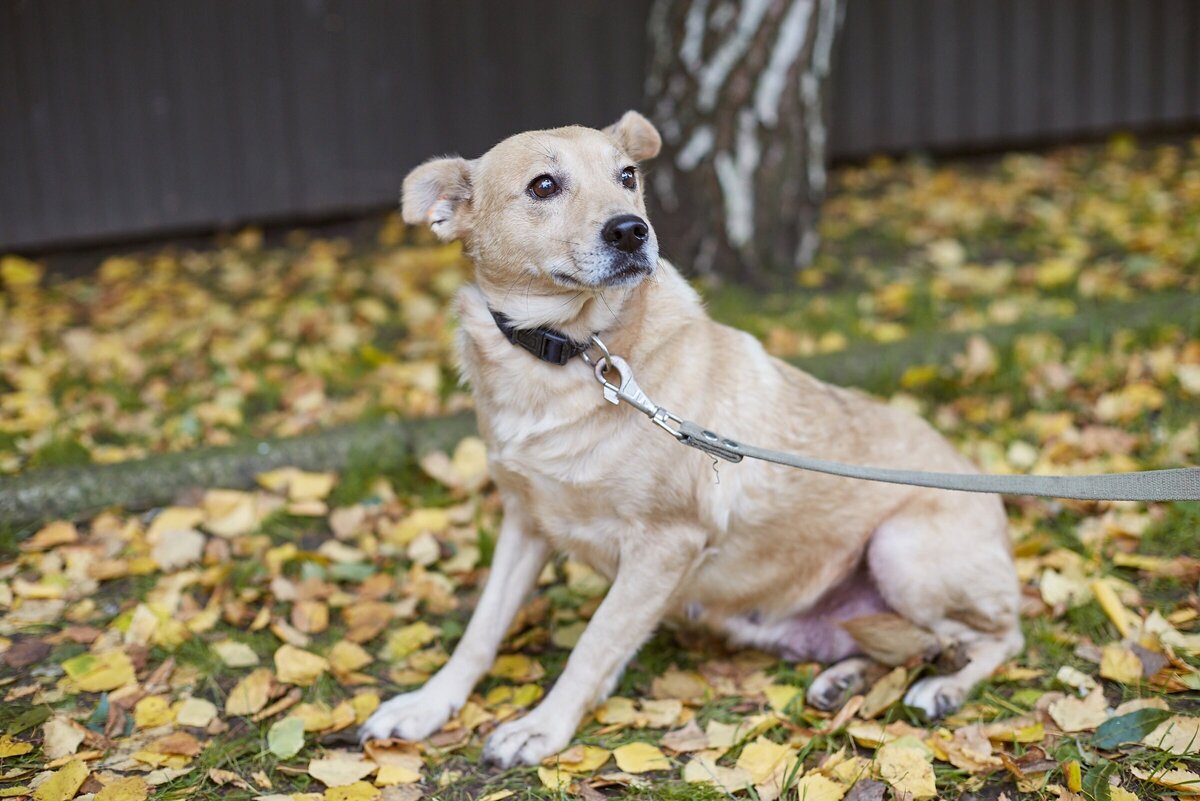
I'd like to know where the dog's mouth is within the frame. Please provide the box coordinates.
[601,258,653,286]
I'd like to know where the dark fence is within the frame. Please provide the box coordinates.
[2,0,1198,251]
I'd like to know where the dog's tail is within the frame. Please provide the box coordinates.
[840,613,941,666]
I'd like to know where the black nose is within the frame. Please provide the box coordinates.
[602,214,649,253]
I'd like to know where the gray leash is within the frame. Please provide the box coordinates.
[585,342,1200,503]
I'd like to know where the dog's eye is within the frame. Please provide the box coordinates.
[528,175,560,199]
[620,166,637,190]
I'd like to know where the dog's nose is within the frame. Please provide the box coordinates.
[602,214,649,253]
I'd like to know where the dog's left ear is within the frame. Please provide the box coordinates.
[605,111,662,162]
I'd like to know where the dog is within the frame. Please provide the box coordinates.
[359,111,1023,767]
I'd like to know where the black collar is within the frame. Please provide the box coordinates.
[489,308,590,366]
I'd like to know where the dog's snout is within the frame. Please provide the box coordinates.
[602,214,649,253]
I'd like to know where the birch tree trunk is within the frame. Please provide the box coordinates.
[646,0,843,285]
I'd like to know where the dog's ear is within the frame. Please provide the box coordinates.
[401,157,474,241]
[605,111,662,162]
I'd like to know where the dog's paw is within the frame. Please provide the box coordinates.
[807,661,870,712]
[903,676,966,719]
[359,690,458,744]
[483,713,574,768]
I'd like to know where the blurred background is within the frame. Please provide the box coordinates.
[3,0,1199,254]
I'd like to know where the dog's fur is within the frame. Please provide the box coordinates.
[360,112,1023,766]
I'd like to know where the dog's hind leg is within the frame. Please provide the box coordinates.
[807,657,884,711]
[865,492,1023,718]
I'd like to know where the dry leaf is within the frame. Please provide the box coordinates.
[225,668,275,716]
[308,756,377,787]
[1048,688,1109,732]
[275,644,329,686]
[611,742,670,774]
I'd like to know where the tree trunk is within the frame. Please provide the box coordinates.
[645,0,843,285]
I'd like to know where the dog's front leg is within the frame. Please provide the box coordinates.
[360,498,549,743]
[483,526,704,767]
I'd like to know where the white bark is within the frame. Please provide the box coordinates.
[754,0,813,127]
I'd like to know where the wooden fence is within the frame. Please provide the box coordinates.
[2,0,1197,250]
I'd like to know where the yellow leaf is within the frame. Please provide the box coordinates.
[95,776,150,801]
[651,668,710,702]
[323,780,381,801]
[62,649,136,692]
[682,751,751,792]
[735,736,794,784]
[479,792,514,801]
[32,759,89,801]
[213,639,260,667]
[488,654,544,682]
[373,765,421,786]
[876,739,937,799]
[1131,765,1200,790]
[1048,688,1109,733]
[146,507,205,540]
[275,644,329,686]
[792,774,847,801]
[612,742,670,774]
[537,766,571,791]
[350,693,380,724]
[1,254,43,288]
[595,696,638,726]
[1142,715,1200,755]
[308,757,376,787]
[225,668,275,716]
[859,666,909,719]
[383,622,439,661]
[0,734,34,757]
[763,684,802,714]
[175,697,218,728]
[1091,580,1133,637]
[1099,643,1144,684]
[292,703,334,732]
[639,698,683,729]
[546,744,611,774]
[21,520,78,552]
[329,641,373,675]
[134,695,176,729]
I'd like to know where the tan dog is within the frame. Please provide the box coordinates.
[360,112,1022,766]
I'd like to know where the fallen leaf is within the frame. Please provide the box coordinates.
[323,781,381,801]
[268,716,306,759]
[859,667,908,719]
[94,776,150,801]
[876,739,937,799]
[1141,715,1200,755]
[32,759,89,801]
[612,742,670,774]
[735,736,794,784]
[1048,688,1109,732]
[42,716,86,759]
[308,756,377,787]
[62,649,136,692]
[1099,642,1144,684]
[793,774,848,801]
[226,668,275,716]
[176,697,218,728]
[275,644,329,686]
[213,639,260,667]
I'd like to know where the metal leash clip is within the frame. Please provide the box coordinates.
[585,336,684,439]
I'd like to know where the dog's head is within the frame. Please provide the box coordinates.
[402,111,662,296]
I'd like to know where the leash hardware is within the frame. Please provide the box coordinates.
[589,339,685,441]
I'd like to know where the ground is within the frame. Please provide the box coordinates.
[1,135,1199,801]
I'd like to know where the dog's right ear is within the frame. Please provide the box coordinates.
[401,157,473,241]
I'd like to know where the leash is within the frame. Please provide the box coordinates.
[583,336,1200,503]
